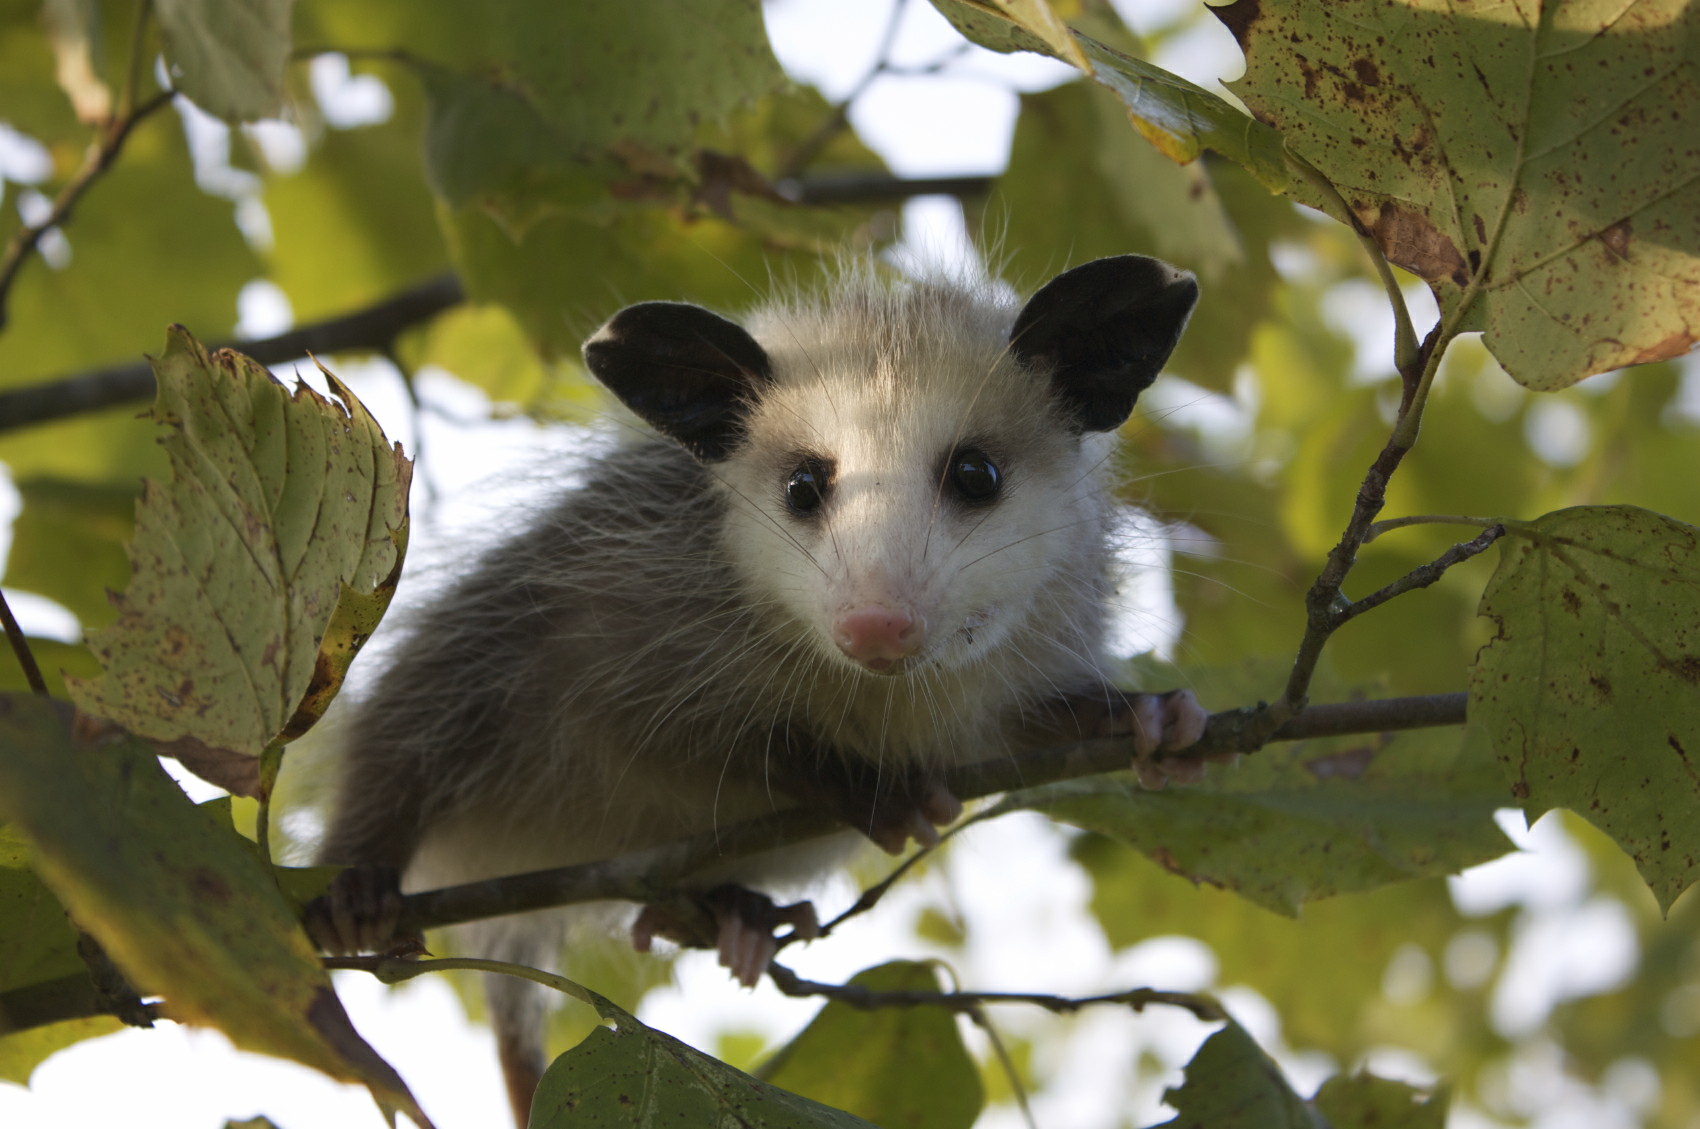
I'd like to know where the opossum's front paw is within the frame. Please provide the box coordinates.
[1097,689,1224,789]
[859,778,963,855]
[631,886,820,988]
[770,745,962,855]
[304,864,420,957]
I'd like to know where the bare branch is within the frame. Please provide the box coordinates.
[0,273,465,434]
[390,692,1470,937]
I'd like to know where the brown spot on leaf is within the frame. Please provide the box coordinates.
[1560,588,1583,615]
[1352,58,1382,87]
[188,868,233,903]
[157,736,261,796]
[1366,203,1469,286]
[1589,674,1613,701]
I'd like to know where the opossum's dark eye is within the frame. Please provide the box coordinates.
[785,458,833,515]
[948,448,1001,503]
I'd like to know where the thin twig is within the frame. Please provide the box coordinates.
[0,591,49,696]
[1277,323,1447,718]
[777,0,912,181]
[765,961,1226,1023]
[0,89,177,335]
[1337,525,1505,625]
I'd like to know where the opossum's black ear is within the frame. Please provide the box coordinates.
[584,301,773,461]
[1010,255,1198,433]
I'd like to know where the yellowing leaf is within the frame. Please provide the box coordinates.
[1214,0,1700,388]
[69,328,410,783]
[0,696,430,1124]
[928,0,1291,191]
[1471,505,1700,910]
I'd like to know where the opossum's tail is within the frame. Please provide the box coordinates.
[468,918,558,1127]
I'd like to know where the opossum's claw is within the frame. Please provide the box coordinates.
[1125,689,1224,789]
[632,887,819,988]
[305,864,419,957]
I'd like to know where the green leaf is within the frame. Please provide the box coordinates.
[0,695,429,1123]
[153,0,293,122]
[759,962,984,1129]
[0,821,123,1082]
[395,303,555,412]
[1010,662,1512,914]
[1074,835,1509,1069]
[0,822,82,996]
[986,79,1258,389]
[1471,504,1700,910]
[0,1014,123,1085]
[0,114,260,393]
[928,0,1291,192]
[67,329,411,783]
[1149,1018,1322,1128]
[1214,0,1700,388]
[1311,1072,1449,1129]
[263,75,449,324]
[0,639,100,699]
[529,988,878,1129]
[358,0,787,230]
[5,0,91,144]
[2,476,136,629]
[443,203,841,362]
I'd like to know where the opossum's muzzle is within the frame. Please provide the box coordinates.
[833,604,926,674]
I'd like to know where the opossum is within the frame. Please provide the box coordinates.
[310,253,1209,1123]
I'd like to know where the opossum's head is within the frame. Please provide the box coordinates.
[584,256,1197,678]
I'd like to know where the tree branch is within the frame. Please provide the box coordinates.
[0,590,48,696]
[764,961,1226,1023]
[390,692,1469,937]
[0,273,465,434]
[0,90,178,335]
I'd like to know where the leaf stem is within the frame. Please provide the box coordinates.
[324,955,599,1010]
[1366,513,1502,543]
[1285,150,1419,375]
[0,590,49,696]
[255,741,286,869]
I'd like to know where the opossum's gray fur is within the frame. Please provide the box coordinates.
[317,255,1198,1115]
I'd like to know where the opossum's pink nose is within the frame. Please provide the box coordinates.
[834,606,922,672]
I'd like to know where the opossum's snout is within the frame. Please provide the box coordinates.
[833,604,926,674]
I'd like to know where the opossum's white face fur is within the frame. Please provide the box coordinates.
[719,282,1099,675]
[584,256,1198,681]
